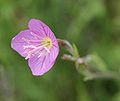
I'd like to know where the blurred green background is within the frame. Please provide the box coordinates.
[0,0,120,101]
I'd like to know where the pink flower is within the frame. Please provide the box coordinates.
[11,19,59,76]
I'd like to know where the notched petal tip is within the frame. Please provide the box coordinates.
[28,18,36,24]
[12,37,15,40]
[11,36,17,50]
[28,18,45,26]
[29,18,39,21]
[31,71,44,76]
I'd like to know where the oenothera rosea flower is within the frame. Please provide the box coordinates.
[11,19,59,76]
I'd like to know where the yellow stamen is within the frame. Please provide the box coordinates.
[41,37,53,49]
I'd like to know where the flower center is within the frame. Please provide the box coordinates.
[41,37,52,49]
[23,36,53,60]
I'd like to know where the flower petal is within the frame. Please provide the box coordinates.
[43,26,57,42]
[40,46,59,74]
[28,19,56,40]
[28,19,48,37]
[28,45,59,76]
[11,30,41,57]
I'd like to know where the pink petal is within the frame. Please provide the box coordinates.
[28,19,56,40]
[28,45,59,76]
[44,26,57,42]
[11,30,41,57]
[28,19,48,37]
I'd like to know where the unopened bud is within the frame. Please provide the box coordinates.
[57,39,73,52]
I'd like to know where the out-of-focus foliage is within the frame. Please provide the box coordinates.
[0,0,120,101]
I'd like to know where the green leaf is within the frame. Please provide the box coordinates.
[72,43,80,58]
[87,53,108,72]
